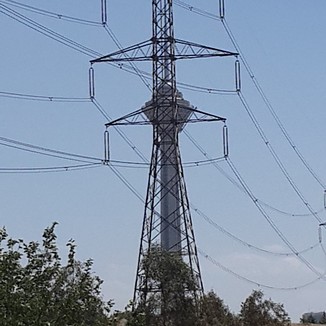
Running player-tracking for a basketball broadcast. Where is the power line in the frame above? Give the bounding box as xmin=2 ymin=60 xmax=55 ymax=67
xmin=102 ymin=24 xmax=151 ymax=91
xmin=0 ymin=0 xmax=102 ymax=26
xmin=91 ymin=98 xmax=149 ymax=163
xmin=176 ymin=1 xmax=326 ymax=221
xmin=226 ymin=157 xmax=325 ymax=279
xmin=0 ymin=3 xmax=236 ymax=98
xmin=105 ymin=162 xmax=325 ymax=291
xmin=177 ymin=0 xmax=326 ymax=190
xmin=237 ymin=92 xmax=323 ymax=225
xmin=192 ymin=205 xmax=320 ymax=257
xmin=0 ymin=137 xmax=102 ymax=164
xmin=198 ymin=248 xmax=324 ymax=291
xmin=4 ymin=0 xmax=324 ymax=286
xmin=174 ymin=0 xmax=221 ymax=22
xmin=184 ymin=130 xmax=323 ymax=218
xmin=220 ymin=17 xmax=326 ymax=190
xmin=0 ymin=3 xmax=101 ymax=57
xmin=0 ymin=163 xmax=102 ymax=174
xmin=0 ymin=90 xmax=90 ymax=102
xmin=90 ymin=97 xmax=317 ymax=261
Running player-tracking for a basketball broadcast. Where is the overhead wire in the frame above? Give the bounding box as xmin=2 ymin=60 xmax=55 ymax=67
xmin=0 ymin=2 xmax=236 ymax=97
xmin=174 ymin=0 xmax=221 ymax=22
xmin=102 ymin=24 xmax=151 ymax=92
xmin=0 ymin=163 xmax=102 ymax=174
xmin=226 ymin=156 xmax=325 ymax=279
xmin=237 ymin=92 xmax=323 ymax=225
xmin=0 ymin=141 xmax=99 ymax=164
xmin=90 ymin=96 xmax=317 ymax=259
xmin=220 ymin=16 xmax=326 ymax=190
xmin=184 ymin=130 xmax=323 ymax=218
xmin=4 ymin=0 xmax=324 ymax=285
xmin=105 ymin=163 xmax=326 ymax=290
xmin=183 ymin=130 xmax=325 ymax=278
xmin=192 ymin=205 xmax=320 ymax=257
xmin=0 ymin=90 xmax=91 ymax=102
xmin=105 ymin=157 xmax=326 ymax=290
xmin=0 ymin=0 xmax=236 ymax=95
xmin=89 ymin=4 xmax=324 ymax=270
xmin=0 ymin=0 xmax=102 ymax=26
xmin=0 ymin=3 xmax=102 ymax=57
xmin=198 ymin=248 xmax=324 ymax=291
xmin=0 ymin=136 xmax=102 ymax=163
xmin=176 ymin=0 xmax=326 ymax=194
xmin=174 ymin=2 xmax=326 ymax=222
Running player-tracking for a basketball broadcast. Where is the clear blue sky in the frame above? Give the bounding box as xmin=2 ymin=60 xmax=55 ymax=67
xmin=1 ymin=0 xmax=326 ymax=322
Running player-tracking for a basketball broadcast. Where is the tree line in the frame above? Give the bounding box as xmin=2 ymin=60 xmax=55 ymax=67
xmin=0 ymin=224 xmax=293 ymax=325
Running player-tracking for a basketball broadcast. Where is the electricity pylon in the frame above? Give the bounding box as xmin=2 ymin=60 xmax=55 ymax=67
xmin=91 ymin=0 xmax=237 ymax=315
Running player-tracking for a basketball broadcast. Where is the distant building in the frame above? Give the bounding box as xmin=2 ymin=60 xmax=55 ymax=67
xmin=302 ymin=311 xmax=326 ymax=323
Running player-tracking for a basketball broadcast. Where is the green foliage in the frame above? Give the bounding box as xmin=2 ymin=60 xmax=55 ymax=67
xmin=198 ymin=291 xmax=239 ymax=326
xmin=239 ymin=290 xmax=290 ymax=326
xmin=0 ymin=223 xmax=113 ymax=326
xmin=133 ymin=246 xmax=199 ymax=326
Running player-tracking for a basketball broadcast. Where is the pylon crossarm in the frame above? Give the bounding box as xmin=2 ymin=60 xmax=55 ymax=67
xmin=105 ymin=108 xmax=149 ymax=127
xmin=91 ymin=38 xmax=238 ymax=64
xmin=105 ymin=106 xmax=226 ymax=127
xmin=174 ymin=39 xmax=238 ymax=59
xmin=182 ymin=106 xmax=226 ymax=124
xmin=90 ymin=39 xmax=153 ymax=63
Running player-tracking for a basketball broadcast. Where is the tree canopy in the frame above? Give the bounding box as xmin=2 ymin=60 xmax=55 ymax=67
xmin=133 ymin=246 xmax=199 ymax=326
xmin=0 ymin=223 xmax=112 ymax=326
xmin=239 ymin=289 xmax=291 ymax=326
xmin=0 ymin=225 xmax=292 ymax=326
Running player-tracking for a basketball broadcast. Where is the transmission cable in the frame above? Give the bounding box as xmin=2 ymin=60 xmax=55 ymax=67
xmin=177 ymin=0 xmax=326 ymax=189
xmin=220 ymin=17 xmax=326 ymax=190
xmin=226 ymin=156 xmax=325 ymax=279
xmin=198 ymin=248 xmax=324 ymax=291
xmin=0 ymin=136 xmax=102 ymax=163
xmin=2 ymin=0 xmax=319 ymax=271
xmin=237 ymin=92 xmax=323 ymax=225
xmin=102 ymin=24 xmax=151 ymax=91
xmin=0 ymin=3 xmax=235 ymax=97
xmin=183 ymin=131 xmax=325 ymax=277
xmin=176 ymin=0 xmax=326 ymax=205
xmin=104 ymin=163 xmax=326 ymax=290
xmin=0 ymin=3 xmax=101 ymax=57
xmin=0 ymin=90 xmax=90 ymax=102
xmin=174 ymin=0 xmax=221 ymax=22
xmin=0 ymin=0 xmax=102 ymax=26
xmin=19 ymin=0 xmax=314 ymax=272
xmin=0 ymin=163 xmax=101 ymax=174
xmin=192 ymin=205 xmax=319 ymax=257
xmin=184 ymin=130 xmax=323 ymax=218
xmin=91 ymin=100 xmax=325 ymax=276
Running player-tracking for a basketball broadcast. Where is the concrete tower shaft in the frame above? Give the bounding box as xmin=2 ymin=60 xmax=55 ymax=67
xmin=142 ymin=86 xmax=193 ymax=251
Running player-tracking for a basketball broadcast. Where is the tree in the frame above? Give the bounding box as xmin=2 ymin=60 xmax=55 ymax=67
xmin=132 ymin=246 xmax=199 ymax=326
xmin=198 ymin=290 xmax=239 ymax=326
xmin=239 ymin=290 xmax=290 ymax=326
xmin=0 ymin=223 xmax=113 ymax=325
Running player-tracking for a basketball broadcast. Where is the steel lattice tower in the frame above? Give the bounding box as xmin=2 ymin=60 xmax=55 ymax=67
xmin=91 ymin=0 xmax=237 ymax=317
